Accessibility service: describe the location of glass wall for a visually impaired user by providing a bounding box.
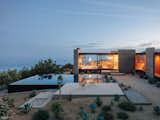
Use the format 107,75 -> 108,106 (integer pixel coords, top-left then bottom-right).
78,55 -> 98,69
155,54 -> 160,78
78,54 -> 119,70
78,74 -> 104,84
135,54 -> 146,72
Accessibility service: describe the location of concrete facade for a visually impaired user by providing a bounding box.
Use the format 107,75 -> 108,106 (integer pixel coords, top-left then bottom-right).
146,48 -> 155,78
73,48 -> 159,79
74,48 -> 80,82
118,49 -> 136,73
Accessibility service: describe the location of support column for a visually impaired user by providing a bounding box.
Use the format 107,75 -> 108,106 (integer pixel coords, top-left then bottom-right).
74,48 -> 80,82
146,48 -> 155,78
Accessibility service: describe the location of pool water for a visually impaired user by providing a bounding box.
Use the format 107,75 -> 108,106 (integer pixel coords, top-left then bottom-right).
10,74 -> 74,85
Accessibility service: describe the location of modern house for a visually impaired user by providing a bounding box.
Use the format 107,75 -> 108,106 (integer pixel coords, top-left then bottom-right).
74,48 -> 160,82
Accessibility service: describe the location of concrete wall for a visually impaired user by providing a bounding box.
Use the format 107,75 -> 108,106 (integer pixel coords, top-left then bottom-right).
146,48 -> 155,78
74,48 -> 80,82
118,49 -> 135,73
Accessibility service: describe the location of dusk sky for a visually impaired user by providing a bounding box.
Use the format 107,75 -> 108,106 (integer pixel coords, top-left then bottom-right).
1,0 -> 160,70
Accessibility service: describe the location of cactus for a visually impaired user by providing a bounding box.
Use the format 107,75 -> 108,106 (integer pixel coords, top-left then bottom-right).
79,107 -> 89,120
89,103 -> 97,113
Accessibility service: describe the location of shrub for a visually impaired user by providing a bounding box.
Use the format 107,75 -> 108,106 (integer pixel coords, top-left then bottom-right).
148,77 -> 158,84
112,79 -> 116,83
118,101 -> 136,112
29,90 -> 37,98
51,102 -> 63,118
114,95 -> 120,102
21,103 -> 32,114
104,112 -> 114,120
102,105 -> 111,112
117,112 -> 129,120
89,103 -> 97,113
97,113 -> 105,120
153,106 -> 160,115
79,107 -> 89,120
95,96 -> 102,107
32,109 -> 49,120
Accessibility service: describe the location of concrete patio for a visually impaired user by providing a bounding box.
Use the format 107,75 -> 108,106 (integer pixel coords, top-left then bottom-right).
20,92 -> 53,108
55,83 -> 124,96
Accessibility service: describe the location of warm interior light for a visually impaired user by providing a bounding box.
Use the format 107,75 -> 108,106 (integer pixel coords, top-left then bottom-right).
155,54 -> 160,78
78,54 -> 119,70
135,54 -> 146,72
78,74 -> 103,84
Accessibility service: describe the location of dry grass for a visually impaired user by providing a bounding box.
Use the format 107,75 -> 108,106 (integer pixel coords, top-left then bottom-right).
0,93 -> 160,120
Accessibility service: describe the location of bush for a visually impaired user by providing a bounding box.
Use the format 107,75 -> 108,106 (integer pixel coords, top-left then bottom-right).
29,90 -> 36,98
51,102 -> 63,118
118,101 -> 136,112
104,112 -> 114,120
102,105 -> 111,112
79,107 -> 89,120
114,95 -> 120,102
148,77 -> 158,84
32,109 -> 49,120
89,103 -> 97,113
117,112 -> 129,120
153,106 -> 160,115
95,96 -> 102,107
97,113 -> 105,120
21,103 -> 32,114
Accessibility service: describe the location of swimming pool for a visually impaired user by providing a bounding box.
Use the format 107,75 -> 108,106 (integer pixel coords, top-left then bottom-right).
8,74 -> 74,92
10,74 -> 74,85
8,74 -> 105,93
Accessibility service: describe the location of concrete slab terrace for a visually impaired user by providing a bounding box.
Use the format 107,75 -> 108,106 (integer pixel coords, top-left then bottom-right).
20,92 -> 53,108
55,83 -> 124,96
124,89 -> 151,105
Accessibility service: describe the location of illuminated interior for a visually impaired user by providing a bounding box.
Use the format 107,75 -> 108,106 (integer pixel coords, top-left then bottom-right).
155,54 -> 160,78
78,74 -> 104,84
135,54 -> 146,72
78,54 -> 119,70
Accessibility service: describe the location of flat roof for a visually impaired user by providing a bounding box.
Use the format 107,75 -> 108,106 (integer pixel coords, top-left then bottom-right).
79,53 -> 118,55
55,83 -> 124,96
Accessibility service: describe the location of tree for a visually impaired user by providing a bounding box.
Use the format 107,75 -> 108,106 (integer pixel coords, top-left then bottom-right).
51,102 -> 63,119
57,75 -> 63,97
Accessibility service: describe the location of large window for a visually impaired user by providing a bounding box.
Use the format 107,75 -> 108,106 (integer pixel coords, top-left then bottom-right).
99,55 -> 118,70
78,55 -> 98,69
78,74 -> 103,84
155,54 -> 160,78
78,54 -> 119,70
135,54 -> 146,72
